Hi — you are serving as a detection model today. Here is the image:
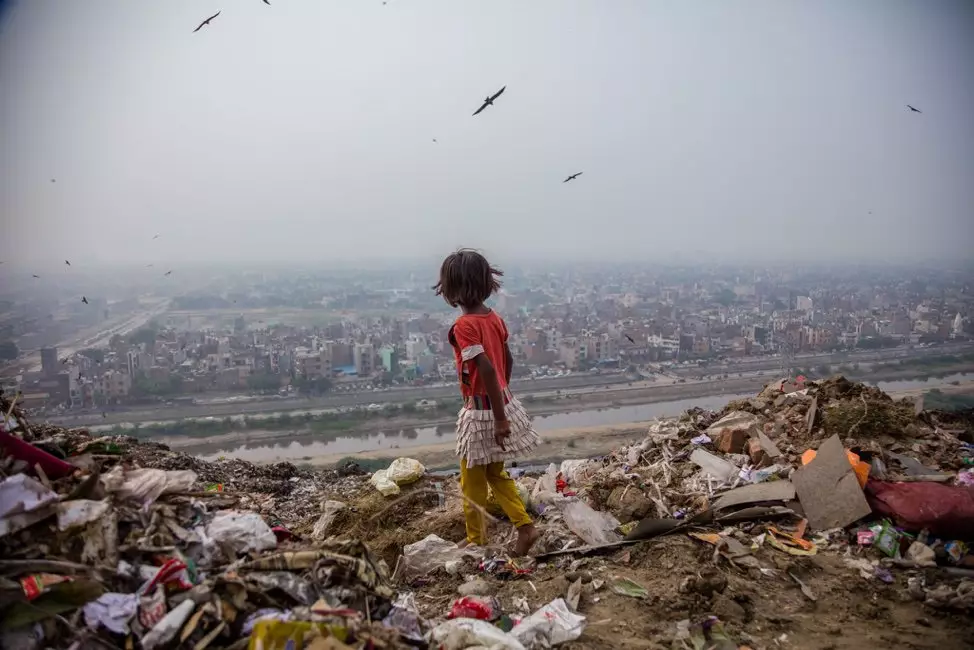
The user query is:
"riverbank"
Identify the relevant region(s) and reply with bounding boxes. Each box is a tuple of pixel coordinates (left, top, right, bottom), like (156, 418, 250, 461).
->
(177, 376, 974, 470)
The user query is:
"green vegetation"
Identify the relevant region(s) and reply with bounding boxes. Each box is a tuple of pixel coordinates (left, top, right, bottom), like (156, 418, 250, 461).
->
(114, 396, 466, 440)
(131, 372, 184, 397)
(922, 389, 974, 412)
(247, 373, 282, 392)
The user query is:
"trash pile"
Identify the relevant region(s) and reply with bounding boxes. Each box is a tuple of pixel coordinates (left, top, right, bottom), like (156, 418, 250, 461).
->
(353, 375, 974, 648)
(3, 373, 974, 649)
(0, 393, 400, 650)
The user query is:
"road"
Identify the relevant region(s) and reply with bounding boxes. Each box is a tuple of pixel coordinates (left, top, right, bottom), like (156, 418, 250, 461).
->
(48, 341, 974, 428)
(15, 299, 171, 373)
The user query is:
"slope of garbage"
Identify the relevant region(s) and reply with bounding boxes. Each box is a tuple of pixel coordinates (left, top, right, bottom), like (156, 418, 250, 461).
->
(1, 376, 973, 649)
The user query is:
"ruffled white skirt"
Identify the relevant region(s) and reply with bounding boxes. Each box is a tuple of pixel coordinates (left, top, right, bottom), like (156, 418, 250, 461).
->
(455, 390, 541, 468)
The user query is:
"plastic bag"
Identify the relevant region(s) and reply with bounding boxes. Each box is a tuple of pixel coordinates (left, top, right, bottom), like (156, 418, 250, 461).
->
(402, 534, 480, 577)
(310, 500, 346, 540)
(560, 459, 598, 485)
(386, 457, 426, 484)
(865, 481, 974, 539)
(447, 596, 499, 620)
(430, 618, 526, 650)
(370, 469, 400, 496)
(205, 511, 277, 553)
(57, 499, 110, 531)
(560, 500, 621, 546)
(101, 467, 198, 507)
(511, 597, 586, 647)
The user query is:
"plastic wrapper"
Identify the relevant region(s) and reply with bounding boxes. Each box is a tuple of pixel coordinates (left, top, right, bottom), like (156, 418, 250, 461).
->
(370, 469, 400, 496)
(101, 467, 198, 507)
(402, 534, 481, 577)
(511, 597, 586, 647)
(57, 499, 111, 531)
(141, 600, 195, 650)
(205, 511, 277, 554)
(430, 618, 526, 650)
(560, 500, 621, 546)
(311, 500, 346, 540)
(386, 457, 425, 484)
(447, 596, 499, 621)
(83, 592, 139, 635)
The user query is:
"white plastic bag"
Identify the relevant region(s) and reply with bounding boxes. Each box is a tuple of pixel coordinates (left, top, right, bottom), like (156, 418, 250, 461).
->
(205, 511, 276, 554)
(101, 467, 198, 507)
(83, 592, 138, 635)
(512, 597, 586, 647)
(560, 500, 621, 546)
(371, 469, 400, 496)
(402, 534, 481, 577)
(560, 459, 597, 485)
(311, 500, 346, 540)
(57, 499, 111, 531)
(430, 618, 526, 650)
(387, 458, 425, 485)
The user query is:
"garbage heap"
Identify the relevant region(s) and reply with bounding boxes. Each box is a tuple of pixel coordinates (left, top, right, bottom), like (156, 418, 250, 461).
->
(0, 392, 401, 650)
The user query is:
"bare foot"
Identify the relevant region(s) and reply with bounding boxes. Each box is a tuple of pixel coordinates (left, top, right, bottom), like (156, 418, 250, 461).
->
(514, 524, 540, 557)
(458, 540, 471, 549)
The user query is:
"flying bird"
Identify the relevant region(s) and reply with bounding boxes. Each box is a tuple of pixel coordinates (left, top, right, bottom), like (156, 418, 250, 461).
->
(152, 234, 160, 240)
(32, 274, 40, 279)
(432, 138, 437, 143)
(193, 11, 220, 32)
(65, 260, 71, 266)
(165, 270, 172, 276)
(102, 411, 107, 419)
(146, 264, 154, 268)
(50, 179, 56, 183)
(907, 105, 922, 113)
(563, 172, 583, 183)
(625, 334, 635, 344)
(263, 0, 270, 4)
(81, 296, 88, 304)
(472, 86, 506, 116)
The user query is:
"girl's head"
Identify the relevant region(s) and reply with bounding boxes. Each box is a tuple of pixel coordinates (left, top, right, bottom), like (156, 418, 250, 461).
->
(433, 248, 503, 309)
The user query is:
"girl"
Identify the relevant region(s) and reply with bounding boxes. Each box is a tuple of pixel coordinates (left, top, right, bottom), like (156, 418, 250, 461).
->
(434, 249, 541, 556)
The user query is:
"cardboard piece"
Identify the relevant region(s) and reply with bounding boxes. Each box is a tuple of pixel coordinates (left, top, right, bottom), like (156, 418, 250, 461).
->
(712, 480, 796, 511)
(793, 435, 871, 530)
(805, 396, 818, 436)
(754, 431, 782, 459)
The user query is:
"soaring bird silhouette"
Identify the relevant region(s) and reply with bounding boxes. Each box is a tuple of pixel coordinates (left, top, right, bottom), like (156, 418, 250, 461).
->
(32, 274, 40, 279)
(193, 11, 220, 32)
(907, 105, 922, 113)
(81, 296, 88, 304)
(152, 234, 160, 240)
(432, 138, 437, 143)
(263, 0, 270, 4)
(65, 260, 71, 266)
(563, 172, 583, 183)
(472, 86, 506, 116)
(164, 270, 172, 276)
(50, 178, 56, 183)
(146, 264, 154, 268)
(625, 334, 635, 344)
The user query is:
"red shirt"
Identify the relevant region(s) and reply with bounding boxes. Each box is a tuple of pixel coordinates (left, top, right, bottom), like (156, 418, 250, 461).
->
(448, 311, 509, 398)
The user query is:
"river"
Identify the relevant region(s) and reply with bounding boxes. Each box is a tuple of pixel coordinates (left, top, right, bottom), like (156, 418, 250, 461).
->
(192, 372, 971, 463)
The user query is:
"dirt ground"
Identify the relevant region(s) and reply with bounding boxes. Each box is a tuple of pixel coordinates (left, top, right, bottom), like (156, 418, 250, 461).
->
(309, 477, 973, 650)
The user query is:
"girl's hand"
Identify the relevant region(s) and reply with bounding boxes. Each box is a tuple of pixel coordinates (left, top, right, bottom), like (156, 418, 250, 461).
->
(494, 418, 511, 450)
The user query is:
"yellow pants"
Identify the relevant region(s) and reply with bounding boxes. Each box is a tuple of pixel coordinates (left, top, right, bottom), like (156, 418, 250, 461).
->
(460, 460, 532, 545)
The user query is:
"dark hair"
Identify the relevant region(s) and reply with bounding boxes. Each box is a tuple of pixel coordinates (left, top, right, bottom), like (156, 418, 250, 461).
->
(433, 249, 503, 308)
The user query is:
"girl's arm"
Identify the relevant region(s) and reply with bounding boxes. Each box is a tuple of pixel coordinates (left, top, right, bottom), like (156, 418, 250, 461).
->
(504, 344, 514, 385)
(475, 354, 508, 424)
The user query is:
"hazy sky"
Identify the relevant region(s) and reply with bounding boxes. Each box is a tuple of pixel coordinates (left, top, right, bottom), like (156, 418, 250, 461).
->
(1, 0, 972, 268)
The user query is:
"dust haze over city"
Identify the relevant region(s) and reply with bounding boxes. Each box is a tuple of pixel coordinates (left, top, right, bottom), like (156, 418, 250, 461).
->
(2, 2, 974, 648)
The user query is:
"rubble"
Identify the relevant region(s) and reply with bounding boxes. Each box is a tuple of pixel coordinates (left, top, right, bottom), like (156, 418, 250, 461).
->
(2, 375, 974, 648)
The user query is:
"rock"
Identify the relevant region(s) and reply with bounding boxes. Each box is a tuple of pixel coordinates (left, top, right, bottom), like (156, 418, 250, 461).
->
(606, 486, 653, 523)
(717, 428, 748, 454)
(747, 438, 771, 467)
(713, 596, 746, 622)
(457, 577, 490, 596)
